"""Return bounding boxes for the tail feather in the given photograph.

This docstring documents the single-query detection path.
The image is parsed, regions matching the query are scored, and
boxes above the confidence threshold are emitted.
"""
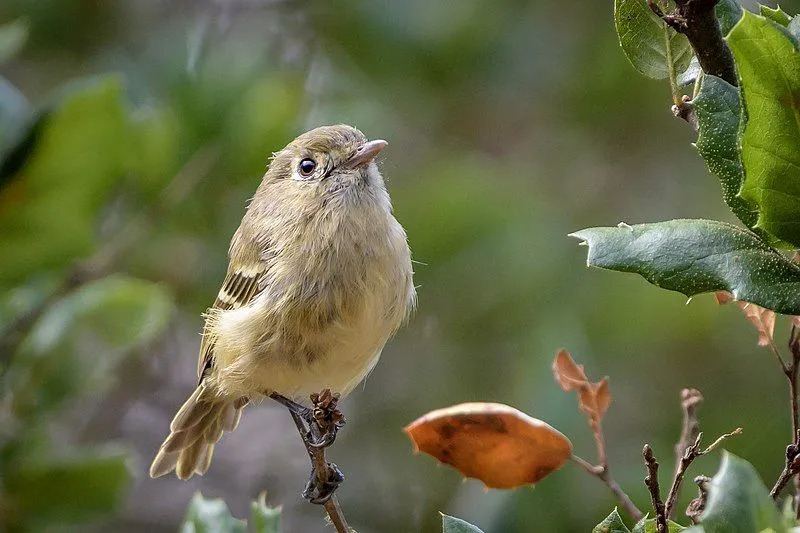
[150,387,246,479]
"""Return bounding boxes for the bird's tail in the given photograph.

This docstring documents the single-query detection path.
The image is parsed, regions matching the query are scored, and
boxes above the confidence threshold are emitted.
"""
[149,386,248,480]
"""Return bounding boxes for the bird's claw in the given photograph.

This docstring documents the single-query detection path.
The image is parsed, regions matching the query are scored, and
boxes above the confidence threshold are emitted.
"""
[302,462,345,504]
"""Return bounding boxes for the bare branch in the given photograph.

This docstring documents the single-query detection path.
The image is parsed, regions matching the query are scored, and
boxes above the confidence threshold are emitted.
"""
[648,0,738,87]
[571,454,643,521]
[643,444,668,533]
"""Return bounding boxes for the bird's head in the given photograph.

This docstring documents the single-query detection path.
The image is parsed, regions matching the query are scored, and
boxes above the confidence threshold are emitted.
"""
[265,124,388,196]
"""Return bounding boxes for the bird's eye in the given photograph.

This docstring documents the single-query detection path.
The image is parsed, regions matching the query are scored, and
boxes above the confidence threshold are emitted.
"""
[298,158,317,177]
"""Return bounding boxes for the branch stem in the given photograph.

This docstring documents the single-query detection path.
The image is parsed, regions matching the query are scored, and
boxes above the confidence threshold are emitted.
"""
[571,454,643,521]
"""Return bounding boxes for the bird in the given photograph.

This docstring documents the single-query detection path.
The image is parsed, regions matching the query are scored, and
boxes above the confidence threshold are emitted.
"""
[150,124,416,480]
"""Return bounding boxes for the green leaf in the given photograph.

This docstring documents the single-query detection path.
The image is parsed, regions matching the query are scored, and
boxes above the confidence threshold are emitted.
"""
[442,513,485,533]
[181,493,247,533]
[717,0,744,36]
[594,508,631,533]
[0,18,28,64]
[0,76,131,289]
[728,12,800,247]
[250,493,281,533]
[10,276,173,418]
[789,16,800,40]
[696,452,784,533]
[760,5,792,27]
[692,75,756,227]
[5,449,129,527]
[678,57,702,86]
[614,0,693,79]
[570,219,800,314]
[632,516,686,532]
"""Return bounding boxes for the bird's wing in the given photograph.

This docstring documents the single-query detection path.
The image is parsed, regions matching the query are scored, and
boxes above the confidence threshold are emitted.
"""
[197,261,266,380]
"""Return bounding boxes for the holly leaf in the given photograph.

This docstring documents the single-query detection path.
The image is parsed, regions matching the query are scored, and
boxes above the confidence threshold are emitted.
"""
[570,220,800,314]
[594,508,630,533]
[180,493,246,533]
[442,514,485,533]
[692,453,784,533]
[614,0,693,79]
[692,75,757,228]
[728,12,800,247]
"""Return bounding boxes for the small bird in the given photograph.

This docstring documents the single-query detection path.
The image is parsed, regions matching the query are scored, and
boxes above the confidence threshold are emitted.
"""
[150,124,415,480]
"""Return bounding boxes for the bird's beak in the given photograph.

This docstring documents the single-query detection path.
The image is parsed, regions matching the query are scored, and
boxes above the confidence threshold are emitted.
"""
[345,139,388,169]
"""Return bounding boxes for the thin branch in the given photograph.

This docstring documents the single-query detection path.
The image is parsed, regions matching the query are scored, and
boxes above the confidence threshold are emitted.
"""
[771,326,800,501]
[686,475,710,524]
[648,0,737,87]
[771,441,800,499]
[270,391,350,533]
[665,428,742,518]
[571,454,643,521]
[643,444,668,533]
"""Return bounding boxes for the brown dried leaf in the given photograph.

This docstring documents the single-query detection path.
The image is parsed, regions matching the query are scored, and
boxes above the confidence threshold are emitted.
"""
[404,402,572,489]
[593,378,611,419]
[792,316,800,329]
[737,302,776,346]
[552,349,589,391]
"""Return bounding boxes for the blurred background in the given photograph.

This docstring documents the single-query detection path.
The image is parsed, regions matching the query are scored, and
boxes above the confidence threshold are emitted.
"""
[1,0,799,531]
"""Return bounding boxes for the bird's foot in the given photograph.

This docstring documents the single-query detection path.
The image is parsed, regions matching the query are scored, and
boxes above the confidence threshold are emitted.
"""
[308,389,345,448]
[302,462,345,504]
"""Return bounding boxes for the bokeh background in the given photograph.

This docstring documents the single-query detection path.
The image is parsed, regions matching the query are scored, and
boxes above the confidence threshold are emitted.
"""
[2,1,799,531]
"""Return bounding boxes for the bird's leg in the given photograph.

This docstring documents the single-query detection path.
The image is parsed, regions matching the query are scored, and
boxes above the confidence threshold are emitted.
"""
[268,389,348,505]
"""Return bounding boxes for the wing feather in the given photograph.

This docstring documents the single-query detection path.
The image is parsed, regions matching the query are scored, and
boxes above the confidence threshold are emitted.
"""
[196,265,265,379]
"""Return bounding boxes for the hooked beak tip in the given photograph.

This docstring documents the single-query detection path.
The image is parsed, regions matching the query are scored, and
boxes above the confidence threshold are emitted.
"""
[347,139,388,168]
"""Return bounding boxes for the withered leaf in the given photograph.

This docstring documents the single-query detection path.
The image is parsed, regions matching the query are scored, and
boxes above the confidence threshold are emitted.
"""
[404,402,572,489]
[552,349,589,391]
[715,292,776,346]
[553,350,612,425]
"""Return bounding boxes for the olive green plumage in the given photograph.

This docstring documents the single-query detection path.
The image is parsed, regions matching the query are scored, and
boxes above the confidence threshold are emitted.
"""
[150,125,415,479]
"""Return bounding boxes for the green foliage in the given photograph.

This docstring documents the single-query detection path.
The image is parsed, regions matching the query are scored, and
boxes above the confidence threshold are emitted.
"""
[686,453,784,533]
[728,12,800,248]
[759,5,792,26]
[0,18,28,64]
[571,220,800,314]
[4,450,129,529]
[716,0,744,35]
[692,75,755,227]
[9,276,173,419]
[442,513,485,533]
[593,508,630,533]
[250,493,281,533]
[0,76,131,289]
[180,493,282,533]
[181,493,247,533]
[614,0,693,79]
[593,509,685,532]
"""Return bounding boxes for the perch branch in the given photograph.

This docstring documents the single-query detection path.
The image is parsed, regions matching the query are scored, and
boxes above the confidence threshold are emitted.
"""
[643,444,668,533]
[270,390,350,533]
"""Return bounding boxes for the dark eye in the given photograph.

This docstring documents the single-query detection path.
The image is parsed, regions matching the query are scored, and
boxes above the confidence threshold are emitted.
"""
[298,158,316,177]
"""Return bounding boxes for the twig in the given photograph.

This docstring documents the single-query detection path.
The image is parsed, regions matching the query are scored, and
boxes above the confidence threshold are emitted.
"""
[647,0,737,87]
[665,428,742,518]
[271,390,350,533]
[770,326,800,501]
[686,475,710,524]
[0,145,219,366]
[673,389,703,484]
[770,434,800,499]
[571,454,643,521]
[643,445,667,533]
